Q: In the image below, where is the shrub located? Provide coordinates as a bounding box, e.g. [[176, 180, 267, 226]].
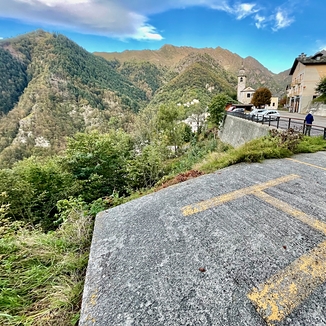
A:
[[62, 130, 133, 202], [269, 128, 303, 152], [127, 142, 169, 189], [0, 157, 76, 230]]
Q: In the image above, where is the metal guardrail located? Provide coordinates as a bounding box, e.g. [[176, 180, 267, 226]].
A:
[[227, 111, 326, 139]]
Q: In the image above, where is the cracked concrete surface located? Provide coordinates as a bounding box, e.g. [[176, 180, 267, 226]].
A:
[[80, 152, 326, 326]]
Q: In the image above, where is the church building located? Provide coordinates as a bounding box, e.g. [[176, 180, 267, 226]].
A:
[[237, 64, 255, 104], [237, 65, 279, 109]]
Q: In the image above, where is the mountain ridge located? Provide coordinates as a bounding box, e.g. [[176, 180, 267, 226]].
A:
[[0, 30, 290, 167], [95, 44, 288, 75], [95, 44, 290, 97]]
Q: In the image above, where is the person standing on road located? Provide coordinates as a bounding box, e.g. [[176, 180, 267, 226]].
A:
[[304, 111, 314, 136]]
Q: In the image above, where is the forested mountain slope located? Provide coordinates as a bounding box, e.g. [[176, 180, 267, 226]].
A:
[[118, 60, 168, 99], [0, 47, 28, 115], [0, 30, 148, 167], [0, 30, 290, 167], [96, 44, 291, 97], [149, 53, 237, 106]]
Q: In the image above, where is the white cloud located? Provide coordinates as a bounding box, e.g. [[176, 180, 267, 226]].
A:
[[131, 24, 163, 41], [0, 0, 165, 40], [272, 9, 294, 31], [210, 1, 259, 19], [234, 3, 259, 20], [254, 13, 266, 29], [0, 0, 295, 40]]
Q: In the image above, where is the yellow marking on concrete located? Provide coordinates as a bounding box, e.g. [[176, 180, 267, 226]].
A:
[[248, 240, 326, 325], [286, 158, 326, 171], [254, 191, 326, 235], [181, 174, 299, 216], [181, 171, 326, 323], [248, 191, 326, 324]]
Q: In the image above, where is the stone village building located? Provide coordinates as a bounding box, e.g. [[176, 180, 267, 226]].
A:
[[287, 50, 326, 114]]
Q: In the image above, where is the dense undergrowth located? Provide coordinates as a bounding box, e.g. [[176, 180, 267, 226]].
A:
[[1, 130, 326, 325], [0, 199, 94, 326]]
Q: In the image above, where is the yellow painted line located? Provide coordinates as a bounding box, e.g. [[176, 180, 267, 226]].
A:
[[248, 240, 326, 325], [286, 158, 326, 171], [181, 174, 299, 216], [254, 191, 326, 235], [248, 191, 326, 324], [181, 171, 326, 323]]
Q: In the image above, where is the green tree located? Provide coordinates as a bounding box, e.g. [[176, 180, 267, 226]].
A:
[[0, 157, 75, 230], [188, 102, 208, 135], [63, 130, 133, 201], [127, 142, 169, 189], [251, 87, 272, 108], [208, 93, 233, 127], [157, 104, 186, 153], [316, 77, 326, 96]]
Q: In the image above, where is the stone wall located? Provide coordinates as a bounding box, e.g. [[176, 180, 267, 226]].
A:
[[218, 115, 272, 148], [311, 103, 326, 117]]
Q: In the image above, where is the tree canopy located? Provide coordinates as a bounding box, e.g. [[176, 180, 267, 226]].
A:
[[316, 77, 326, 96], [251, 87, 272, 108], [208, 93, 233, 127], [0, 48, 28, 115]]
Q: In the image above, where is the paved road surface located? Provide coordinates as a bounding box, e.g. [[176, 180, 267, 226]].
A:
[[80, 152, 326, 326], [279, 111, 326, 128], [279, 111, 326, 135]]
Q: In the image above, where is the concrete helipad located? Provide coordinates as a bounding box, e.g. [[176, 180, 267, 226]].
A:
[[80, 152, 326, 326]]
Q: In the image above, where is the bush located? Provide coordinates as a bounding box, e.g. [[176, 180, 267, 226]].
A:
[[127, 142, 169, 189], [0, 157, 76, 230], [269, 128, 303, 152], [62, 130, 133, 202]]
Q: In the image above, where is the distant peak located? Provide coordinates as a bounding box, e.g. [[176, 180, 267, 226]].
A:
[[159, 44, 194, 52], [160, 44, 176, 50]]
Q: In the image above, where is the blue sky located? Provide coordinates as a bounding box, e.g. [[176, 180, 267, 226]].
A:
[[0, 0, 324, 73]]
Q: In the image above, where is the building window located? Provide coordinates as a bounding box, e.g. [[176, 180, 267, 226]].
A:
[[247, 93, 250, 98], [272, 103, 275, 106], [240, 77, 243, 82]]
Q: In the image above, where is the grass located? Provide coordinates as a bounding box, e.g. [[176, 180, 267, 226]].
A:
[[313, 94, 326, 104], [195, 133, 326, 174], [1, 132, 326, 325], [194, 137, 290, 173], [0, 208, 93, 326], [294, 135, 326, 153]]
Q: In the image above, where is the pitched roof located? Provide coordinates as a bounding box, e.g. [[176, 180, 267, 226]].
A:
[[289, 51, 326, 75], [241, 86, 255, 92]]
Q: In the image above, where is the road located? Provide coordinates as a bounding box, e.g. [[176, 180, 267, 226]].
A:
[[279, 111, 326, 128], [244, 111, 326, 137], [80, 152, 326, 326]]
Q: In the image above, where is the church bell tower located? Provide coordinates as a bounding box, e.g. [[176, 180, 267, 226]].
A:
[[237, 63, 246, 103]]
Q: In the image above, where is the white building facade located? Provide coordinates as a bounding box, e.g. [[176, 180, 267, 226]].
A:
[[287, 51, 326, 113], [237, 65, 255, 104]]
